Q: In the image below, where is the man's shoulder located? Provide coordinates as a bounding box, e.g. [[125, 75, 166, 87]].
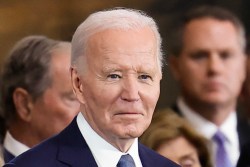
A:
[[4, 135, 59, 167], [139, 143, 180, 167], [4, 118, 79, 167]]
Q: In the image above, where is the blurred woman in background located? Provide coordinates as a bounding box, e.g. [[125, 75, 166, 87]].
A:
[[140, 109, 212, 167]]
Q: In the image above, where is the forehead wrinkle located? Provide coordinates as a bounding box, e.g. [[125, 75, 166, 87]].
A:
[[101, 56, 157, 73], [98, 45, 158, 73], [102, 48, 154, 57]]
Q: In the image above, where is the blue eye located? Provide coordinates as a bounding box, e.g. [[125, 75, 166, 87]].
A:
[[107, 74, 121, 79], [138, 74, 152, 80]]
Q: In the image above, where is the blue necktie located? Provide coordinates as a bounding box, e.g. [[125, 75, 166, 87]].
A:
[[213, 131, 232, 167], [117, 154, 136, 167]]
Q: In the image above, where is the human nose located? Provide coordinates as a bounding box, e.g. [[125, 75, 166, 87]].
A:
[[207, 54, 223, 74], [121, 77, 140, 102]]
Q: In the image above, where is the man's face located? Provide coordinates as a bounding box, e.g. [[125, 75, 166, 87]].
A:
[[30, 50, 80, 142], [170, 18, 246, 107], [73, 27, 161, 147]]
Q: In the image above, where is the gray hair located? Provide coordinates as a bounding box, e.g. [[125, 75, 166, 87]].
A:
[[167, 5, 246, 57], [0, 35, 70, 123], [71, 8, 163, 71]]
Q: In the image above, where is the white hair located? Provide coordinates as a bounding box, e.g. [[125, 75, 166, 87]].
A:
[[71, 8, 163, 71]]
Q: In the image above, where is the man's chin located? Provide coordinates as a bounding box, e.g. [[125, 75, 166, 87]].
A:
[[201, 98, 229, 107], [119, 129, 143, 139]]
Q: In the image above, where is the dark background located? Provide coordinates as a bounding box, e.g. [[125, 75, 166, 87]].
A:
[[1, 0, 249, 109]]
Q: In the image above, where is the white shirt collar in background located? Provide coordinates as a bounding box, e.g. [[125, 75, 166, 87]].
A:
[[177, 97, 239, 167], [3, 131, 29, 157]]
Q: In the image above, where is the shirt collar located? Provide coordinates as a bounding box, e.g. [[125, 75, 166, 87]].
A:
[[76, 112, 142, 167], [3, 131, 30, 157], [177, 97, 239, 166], [177, 97, 237, 144]]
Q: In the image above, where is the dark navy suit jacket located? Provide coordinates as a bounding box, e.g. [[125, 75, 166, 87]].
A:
[[3, 148, 15, 163], [237, 141, 250, 167], [4, 117, 180, 167]]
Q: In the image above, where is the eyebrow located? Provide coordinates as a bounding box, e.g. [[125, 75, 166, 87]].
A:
[[179, 152, 197, 162]]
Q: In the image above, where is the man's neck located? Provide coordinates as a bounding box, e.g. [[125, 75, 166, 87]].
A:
[[182, 97, 236, 126], [8, 121, 37, 148]]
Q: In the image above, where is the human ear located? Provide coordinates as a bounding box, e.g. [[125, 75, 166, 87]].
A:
[[70, 67, 85, 104], [13, 88, 34, 122]]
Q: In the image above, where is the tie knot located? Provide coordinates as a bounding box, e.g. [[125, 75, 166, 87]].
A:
[[117, 154, 136, 167], [213, 131, 226, 145]]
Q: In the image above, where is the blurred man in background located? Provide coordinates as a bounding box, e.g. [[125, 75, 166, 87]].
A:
[[167, 5, 250, 167], [0, 35, 80, 163]]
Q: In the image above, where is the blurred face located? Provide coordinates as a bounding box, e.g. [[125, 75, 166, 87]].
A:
[[30, 51, 80, 143], [170, 18, 246, 107], [72, 27, 161, 150], [157, 136, 201, 167]]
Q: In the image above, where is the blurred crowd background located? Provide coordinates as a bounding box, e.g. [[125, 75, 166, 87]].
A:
[[1, 0, 250, 109]]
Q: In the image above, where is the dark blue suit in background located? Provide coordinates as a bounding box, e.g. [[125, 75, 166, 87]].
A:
[[237, 142, 250, 167], [3, 148, 15, 163], [4, 117, 179, 167]]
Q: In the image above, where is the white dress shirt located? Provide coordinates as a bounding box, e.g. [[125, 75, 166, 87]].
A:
[[3, 131, 30, 157], [177, 97, 240, 167], [76, 112, 143, 167]]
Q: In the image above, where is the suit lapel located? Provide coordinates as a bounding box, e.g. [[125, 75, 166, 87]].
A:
[[56, 118, 98, 167], [138, 143, 157, 167], [3, 148, 15, 163], [237, 113, 250, 150]]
